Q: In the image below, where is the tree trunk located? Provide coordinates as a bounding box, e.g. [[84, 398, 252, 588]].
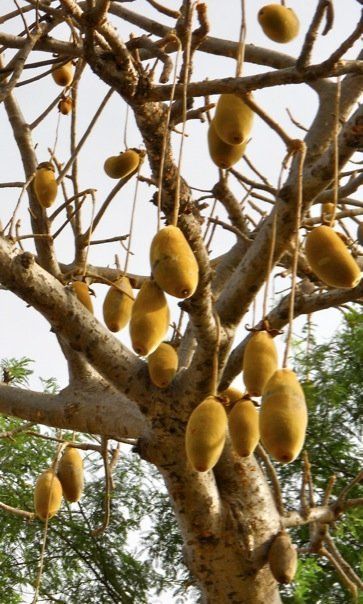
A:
[[141, 427, 283, 603]]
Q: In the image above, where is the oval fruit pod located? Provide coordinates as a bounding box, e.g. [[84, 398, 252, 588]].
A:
[[219, 386, 244, 408], [129, 279, 170, 356], [104, 149, 140, 179], [147, 342, 178, 388], [58, 97, 73, 115], [103, 276, 134, 332], [305, 226, 361, 289], [34, 469, 63, 521], [268, 531, 297, 584], [33, 162, 58, 208], [185, 396, 228, 472], [228, 399, 260, 457], [70, 281, 94, 314], [208, 120, 247, 169], [150, 226, 199, 299], [213, 94, 254, 146], [321, 202, 335, 225], [243, 331, 278, 397], [57, 446, 84, 503], [260, 368, 307, 463], [258, 4, 299, 43], [52, 61, 74, 87]]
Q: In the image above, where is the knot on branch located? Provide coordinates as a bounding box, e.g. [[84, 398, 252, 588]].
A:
[[16, 252, 34, 270]]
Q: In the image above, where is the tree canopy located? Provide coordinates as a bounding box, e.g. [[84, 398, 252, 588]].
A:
[[0, 1, 362, 602]]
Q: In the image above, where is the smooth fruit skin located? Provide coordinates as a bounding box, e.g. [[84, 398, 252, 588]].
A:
[[150, 226, 199, 299], [57, 447, 84, 503], [268, 532, 297, 584], [33, 162, 58, 208], [147, 342, 178, 388], [243, 331, 278, 397], [214, 94, 254, 145], [52, 61, 74, 87], [103, 276, 134, 332], [228, 399, 260, 457], [258, 4, 299, 43], [219, 386, 244, 407], [208, 120, 247, 169], [34, 469, 63, 521], [58, 97, 73, 115], [185, 396, 228, 472], [260, 369, 307, 463], [129, 279, 170, 356], [103, 150, 140, 179], [71, 281, 94, 314], [321, 202, 335, 224], [305, 226, 361, 289]]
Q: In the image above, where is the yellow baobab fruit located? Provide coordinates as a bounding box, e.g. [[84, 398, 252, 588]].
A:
[[58, 97, 73, 115], [34, 469, 63, 521], [243, 331, 278, 397], [213, 94, 254, 145], [260, 368, 307, 463], [219, 386, 244, 407], [103, 149, 140, 179], [185, 396, 228, 472], [321, 202, 335, 224], [57, 446, 84, 503], [268, 531, 298, 584], [129, 279, 170, 356], [228, 399, 260, 457], [208, 120, 247, 169], [258, 5, 299, 43], [147, 342, 178, 388], [71, 281, 94, 314], [305, 225, 361, 289], [150, 226, 199, 299], [33, 162, 58, 208], [103, 276, 134, 332], [52, 61, 74, 87]]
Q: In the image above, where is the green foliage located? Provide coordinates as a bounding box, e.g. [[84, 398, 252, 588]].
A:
[[1, 357, 34, 386], [0, 311, 362, 604], [280, 309, 363, 603]]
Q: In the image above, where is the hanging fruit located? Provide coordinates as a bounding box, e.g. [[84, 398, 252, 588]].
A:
[[52, 60, 74, 87], [34, 469, 63, 521], [213, 94, 254, 146], [243, 330, 278, 397], [208, 120, 247, 169], [219, 386, 244, 409], [150, 226, 199, 299], [103, 149, 140, 179], [228, 397, 260, 457], [70, 281, 94, 314], [103, 276, 134, 332], [129, 279, 170, 356], [58, 97, 73, 115], [57, 446, 84, 503], [147, 342, 178, 388], [185, 396, 228, 472], [260, 368, 307, 463], [268, 531, 298, 584], [305, 226, 361, 289], [258, 4, 299, 43], [33, 162, 58, 208]]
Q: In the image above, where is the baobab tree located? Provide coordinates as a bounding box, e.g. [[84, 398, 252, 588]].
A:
[[0, 1, 362, 603]]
